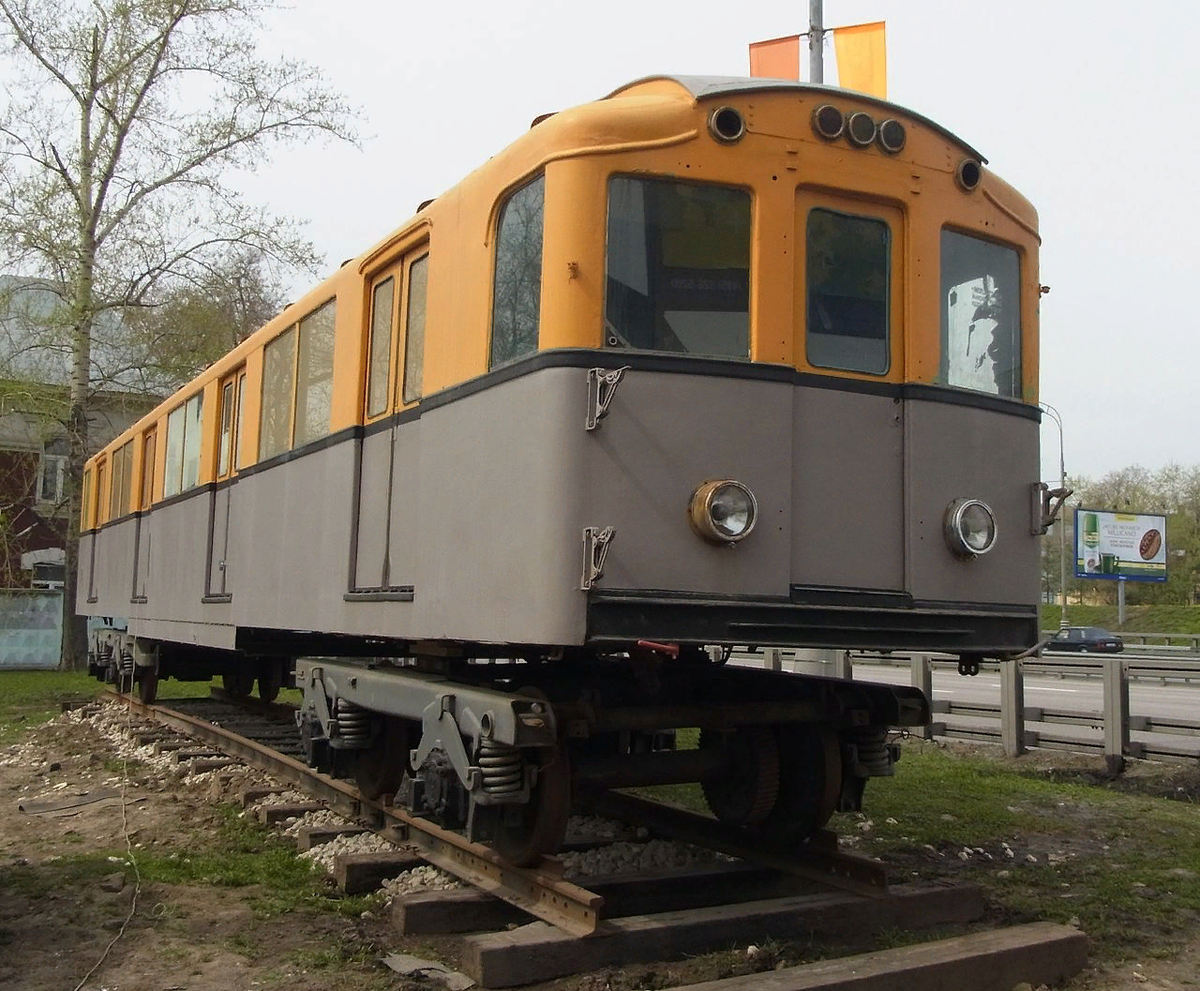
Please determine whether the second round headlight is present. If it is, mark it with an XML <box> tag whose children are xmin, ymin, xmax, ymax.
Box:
<box><xmin>689</xmin><ymin>480</ymin><xmax>758</xmax><ymax>544</ymax></box>
<box><xmin>944</xmin><ymin>498</ymin><xmax>998</xmax><ymax>557</ymax></box>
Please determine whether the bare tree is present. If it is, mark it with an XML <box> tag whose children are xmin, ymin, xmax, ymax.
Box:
<box><xmin>0</xmin><ymin>0</ymin><xmax>357</xmax><ymax>667</ymax></box>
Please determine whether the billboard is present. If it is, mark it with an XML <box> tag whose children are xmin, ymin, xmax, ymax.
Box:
<box><xmin>1074</xmin><ymin>508</ymin><xmax>1167</xmax><ymax>582</ymax></box>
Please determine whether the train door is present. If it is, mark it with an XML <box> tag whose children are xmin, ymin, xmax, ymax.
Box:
<box><xmin>206</xmin><ymin>369</ymin><xmax>245</xmax><ymax>599</ymax></box>
<box><xmin>792</xmin><ymin>193</ymin><xmax>906</xmax><ymax>592</ymax></box>
<box><xmin>352</xmin><ymin>248</ymin><xmax>427</xmax><ymax>592</ymax></box>
<box><xmin>86</xmin><ymin>457</ymin><xmax>106</xmax><ymax>603</ymax></box>
<box><xmin>353</xmin><ymin>269</ymin><xmax>399</xmax><ymax>589</ymax></box>
<box><xmin>132</xmin><ymin>427</ymin><xmax>156</xmax><ymax>601</ymax></box>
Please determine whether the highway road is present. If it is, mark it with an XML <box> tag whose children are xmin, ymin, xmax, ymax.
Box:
<box><xmin>731</xmin><ymin>651</ymin><xmax>1200</xmax><ymax>760</ymax></box>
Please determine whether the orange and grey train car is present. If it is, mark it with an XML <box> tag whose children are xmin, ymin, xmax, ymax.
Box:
<box><xmin>79</xmin><ymin>76</ymin><xmax>1047</xmax><ymax>863</ymax></box>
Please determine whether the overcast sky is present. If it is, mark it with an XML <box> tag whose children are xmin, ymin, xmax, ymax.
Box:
<box><xmin>240</xmin><ymin>0</ymin><xmax>1199</xmax><ymax>486</ymax></box>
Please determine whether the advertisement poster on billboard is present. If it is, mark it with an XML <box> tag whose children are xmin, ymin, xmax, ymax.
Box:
<box><xmin>1074</xmin><ymin>508</ymin><xmax>1168</xmax><ymax>582</ymax></box>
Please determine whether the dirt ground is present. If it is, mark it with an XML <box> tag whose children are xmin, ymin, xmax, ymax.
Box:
<box><xmin>2</xmin><ymin>706</ymin><xmax>1200</xmax><ymax>991</ymax></box>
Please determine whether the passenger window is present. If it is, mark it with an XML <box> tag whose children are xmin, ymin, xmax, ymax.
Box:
<box><xmin>366</xmin><ymin>277</ymin><xmax>395</xmax><ymax>418</ymax></box>
<box><xmin>110</xmin><ymin>440</ymin><xmax>134</xmax><ymax>518</ymax></box>
<box><xmin>216</xmin><ymin>369</ymin><xmax>245</xmax><ymax>479</ymax></box>
<box><xmin>606</xmin><ymin>177</ymin><xmax>751</xmax><ymax>358</ymax></box>
<box><xmin>81</xmin><ymin>467</ymin><xmax>92</xmax><ymax>528</ymax></box>
<box><xmin>259</xmin><ymin>327</ymin><xmax>296</xmax><ymax>460</ymax></box>
<box><xmin>295</xmin><ymin>300</ymin><xmax>335</xmax><ymax>447</ymax></box>
<box><xmin>490</xmin><ymin>176</ymin><xmax>544</xmax><ymax>368</ymax></box>
<box><xmin>806</xmin><ymin>209</ymin><xmax>890</xmax><ymax>374</ymax></box>
<box><xmin>940</xmin><ymin>230</ymin><xmax>1021</xmax><ymax>398</ymax></box>
<box><xmin>164</xmin><ymin>393</ymin><xmax>203</xmax><ymax>496</ymax></box>
<box><xmin>402</xmin><ymin>254</ymin><xmax>429</xmax><ymax>403</ymax></box>
<box><xmin>140</xmin><ymin>428</ymin><xmax>156</xmax><ymax>509</ymax></box>
<box><xmin>95</xmin><ymin>460</ymin><xmax>107</xmax><ymax>523</ymax></box>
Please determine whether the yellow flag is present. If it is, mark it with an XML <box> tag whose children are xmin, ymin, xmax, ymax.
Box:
<box><xmin>833</xmin><ymin>21</ymin><xmax>886</xmax><ymax>98</ymax></box>
<box><xmin>749</xmin><ymin>35</ymin><xmax>801</xmax><ymax>80</ymax></box>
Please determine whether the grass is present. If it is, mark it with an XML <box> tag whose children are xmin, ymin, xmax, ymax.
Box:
<box><xmin>636</xmin><ymin>738</ymin><xmax>1200</xmax><ymax>963</ymax></box>
<box><xmin>1041</xmin><ymin>603</ymin><xmax>1200</xmax><ymax>637</ymax></box>
<box><xmin>0</xmin><ymin>668</ymin><xmax>301</xmax><ymax>743</ymax></box>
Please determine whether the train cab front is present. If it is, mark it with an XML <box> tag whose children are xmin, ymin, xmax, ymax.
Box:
<box><xmin>567</xmin><ymin>77</ymin><xmax>1045</xmax><ymax>669</ymax></box>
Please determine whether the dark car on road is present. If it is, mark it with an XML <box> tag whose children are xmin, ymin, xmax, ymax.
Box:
<box><xmin>1046</xmin><ymin>626</ymin><xmax>1124</xmax><ymax>653</ymax></box>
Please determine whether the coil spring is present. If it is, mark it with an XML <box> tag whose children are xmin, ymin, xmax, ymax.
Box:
<box><xmin>119</xmin><ymin>648</ymin><xmax>135</xmax><ymax>678</ymax></box>
<box><xmin>477</xmin><ymin>740</ymin><xmax>524</xmax><ymax>796</ymax></box>
<box><xmin>848</xmin><ymin>728</ymin><xmax>893</xmax><ymax>776</ymax></box>
<box><xmin>334</xmin><ymin>698</ymin><xmax>371</xmax><ymax>748</ymax></box>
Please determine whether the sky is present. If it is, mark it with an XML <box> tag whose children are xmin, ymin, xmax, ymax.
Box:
<box><xmin>235</xmin><ymin>0</ymin><xmax>1200</xmax><ymax>486</ymax></box>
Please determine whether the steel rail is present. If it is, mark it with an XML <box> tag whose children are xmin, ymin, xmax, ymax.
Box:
<box><xmin>105</xmin><ymin>691</ymin><xmax>603</xmax><ymax>936</ymax></box>
<box><xmin>591</xmin><ymin>791</ymin><xmax>890</xmax><ymax>898</ymax></box>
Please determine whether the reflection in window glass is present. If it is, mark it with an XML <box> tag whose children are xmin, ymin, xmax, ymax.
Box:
<box><xmin>81</xmin><ymin>468</ymin><xmax>92</xmax><ymax>528</ymax></box>
<box><xmin>164</xmin><ymin>404</ymin><xmax>185</xmax><ymax>497</ymax></box>
<box><xmin>367</xmin><ymin>278</ymin><xmax>394</xmax><ymax>417</ymax></box>
<box><xmin>218</xmin><ymin>380</ymin><xmax>235</xmax><ymax>476</ymax></box>
<box><xmin>164</xmin><ymin>394</ymin><xmax>202</xmax><ymax>495</ymax></box>
<box><xmin>140</xmin><ymin>430</ymin><xmax>156</xmax><ymax>509</ymax></box>
<box><xmin>181</xmin><ymin>394</ymin><xmax>203</xmax><ymax>491</ymax></box>
<box><xmin>403</xmin><ymin>254</ymin><xmax>428</xmax><ymax>403</ymax></box>
<box><xmin>806</xmin><ymin>209</ymin><xmax>889</xmax><ymax>374</ymax></box>
<box><xmin>110</xmin><ymin>440</ymin><xmax>133</xmax><ymax>517</ymax></box>
<box><xmin>296</xmin><ymin>300</ymin><xmax>336</xmax><ymax>447</ymax></box>
<box><xmin>260</xmin><ymin>328</ymin><xmax>296</xmax><ymax>460</ymax></box>
<box><xmin>606</xmin><ymin>177</ymin><xmax>750</xmax><ymax>358</ymax></box>
<box><xmin>490</xmin><ymin>177</ymin><xmax>544</xmax><ymax>368</ymax></box>
<box><xmin>940</xmin><ymin>230</ymin><xmax>1021</xmax><ymax>397</ymax></box>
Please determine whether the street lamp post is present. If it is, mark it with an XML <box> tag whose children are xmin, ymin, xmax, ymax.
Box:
<box><xmin>1040</xmin><ymin>402</ymin><xmax>1068</xmax><ymax>629</ymax></box>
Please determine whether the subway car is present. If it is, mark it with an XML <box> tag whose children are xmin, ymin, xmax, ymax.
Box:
<box><xmin>81</xmin><ymin>76</ymin><xmax>1048</xmax><ymax>863</ymax></box>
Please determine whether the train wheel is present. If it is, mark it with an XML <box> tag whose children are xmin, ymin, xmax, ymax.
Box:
<box><xmin>493</xmin><ymin>744</ymin><xmax>570</xmax><ymax>868</ymax></box>
<box><xmin>137</xmin><ymin>665</ymin><xmax>159</xmax><ymax>704</ymax></box>
<box><xmin>699</xmin><ymin>726</ymin><xmax>780</xmax><ymax>827</ymax></box>
<box><xmin>761</xmin><ymin>724</ymin><xmax>842</xmax><ymax>842</ymax></box>
<box><xmin>222</xmin><ymin>668</ymin><xmax>254</xmax><ymax>698</ymax></box>
<box><xmin>354</xmin><ymin>718</ymin><xmax>410</xmax><ymax>800</ymax></box>
<box><xmin>257</xmin><ymin>660</ymin><xmax>283</xmax><ymax>703</ymax></box>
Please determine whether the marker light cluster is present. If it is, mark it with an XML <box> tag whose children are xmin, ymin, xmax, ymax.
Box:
<box><xmin>811</xmin><ymin>104</ymin><xmax>906</xmax><ymax>154</ymax></box>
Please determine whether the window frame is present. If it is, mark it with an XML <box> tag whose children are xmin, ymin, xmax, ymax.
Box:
<box><xmin>36</xmin><ymin>439</ymin><xmax>68</xmax><ymax>505</ymax></box>
<box><xmin>139</xmin><ymin>427</ymin><xmax>157</xmax><ymax>511</ymax></box>
<box><xmin>109</xmin><ymin>439</ymin><xmax>134</xmax><ymax>519</ymax></box>
<box><xmin>604</xmin><ymin>173</ymin><xmax>753</xmax><ymax>361</ymax></box>
<box><xmin>938</xmin><ymin>226</ymin><xmax>1023</xmax><ymax>399</ymax></box>
<box><xmin>216</xmin><ymin>367</ymin><xmax>247</xmax><ymax>481</ymax></box>
<box><xmin>258</xmin><ymin>296</ymin><xmax>337</xmax><ymax>459</ymax></box>
<box><xmin>365</xmin><ymin>274</ymin><xmax>397</xmax><ymax>421</ymax></box>
<box><xmin>489</xmin><ymin>174</ymin><xmax>546</xmax><ymax>370</ymax></box>
<box><xmin>400</xmin><ymin>251</ymin><xmax>429</xmax><ymax>405</ymax></box>
<box><xmin>164</xmin><ymin>392</ymin><xmax>204</xmax><ymax>498</ymax></box>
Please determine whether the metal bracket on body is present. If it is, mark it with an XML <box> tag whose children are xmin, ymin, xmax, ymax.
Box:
<box><xmin>1030</xmin><ymin>481</ymin><xmax>1073</xmax><ymax>535</ymax></box>
<box><xmin>585</xmin><ymin>366</ymin><xmax>629</xmax><ymax>431</ymax></box>
<box><xmin>581</xmin><ymin>526</ymin><xmax>615</xmax><ymax>590</ymax></box>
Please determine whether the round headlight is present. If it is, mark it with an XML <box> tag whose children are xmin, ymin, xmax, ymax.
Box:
<box><xmin>689</xmin><ymin>480</ymin><xmax>758</xmax><ymax>545</ymax></box>
<box><xmin>944</xmin><ymin>498</ymin><xmax>997</xmax><ymax>557</ymax></box>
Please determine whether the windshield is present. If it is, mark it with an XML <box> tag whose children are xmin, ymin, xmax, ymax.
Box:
<box><xmin>605</xmin><ymin>176</ymin><xmax>750</xmax><ymax>358</ymax></box>
<box><xmin>940</xmin><ymin>230</ymin><xmax>1021</xmax><ymax>397</ymax></box>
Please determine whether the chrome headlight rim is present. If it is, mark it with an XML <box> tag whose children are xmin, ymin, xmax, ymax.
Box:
<box><xmin>688</xmin><ymin>479</ymin><xmax>758</xmax><ymax>545</ymax></box>
<box><xmin>944</xmin><ymin>497</ymin><xmax>998</xmax><ymax>557</ymax></box>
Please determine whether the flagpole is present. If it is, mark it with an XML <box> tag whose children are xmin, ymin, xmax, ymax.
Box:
<box><xmin>809</xmin><ymin>0</ymin><xmax>824</xmax><ymax>83</ymax></box>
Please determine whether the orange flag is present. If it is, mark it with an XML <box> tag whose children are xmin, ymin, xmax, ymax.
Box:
<box><xmin>832</xmin><ymin>21</ymin><xmax>886</xmax><ymax>98</ymax></box>
<box><xmin>749</xmin><ymin>35</ymin><xmax>801</xmax><ymax>80</ymax></box>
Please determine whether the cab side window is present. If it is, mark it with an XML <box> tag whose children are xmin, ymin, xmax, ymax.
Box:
<box><xmin>490</xmin><ymin>176</ymin><xmax>544</xmax><ymax>368</ymax></box>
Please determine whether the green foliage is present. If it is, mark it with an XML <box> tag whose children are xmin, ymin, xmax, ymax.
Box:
<box><xmin>854</xmin><ymin>742</ymin><xmax>1200</xmax><ymax>958</ymax></box>
<box><xmin>1040</xmin><ymin>603</ymin><xmax>1200</xmax><ymax>636</ymax></box>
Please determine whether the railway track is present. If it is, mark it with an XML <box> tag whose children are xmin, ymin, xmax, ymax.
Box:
<box><xmin>97</xmin><ymin>689</ymin><xmax>1090</xmax><ymax>989</ymax></box>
